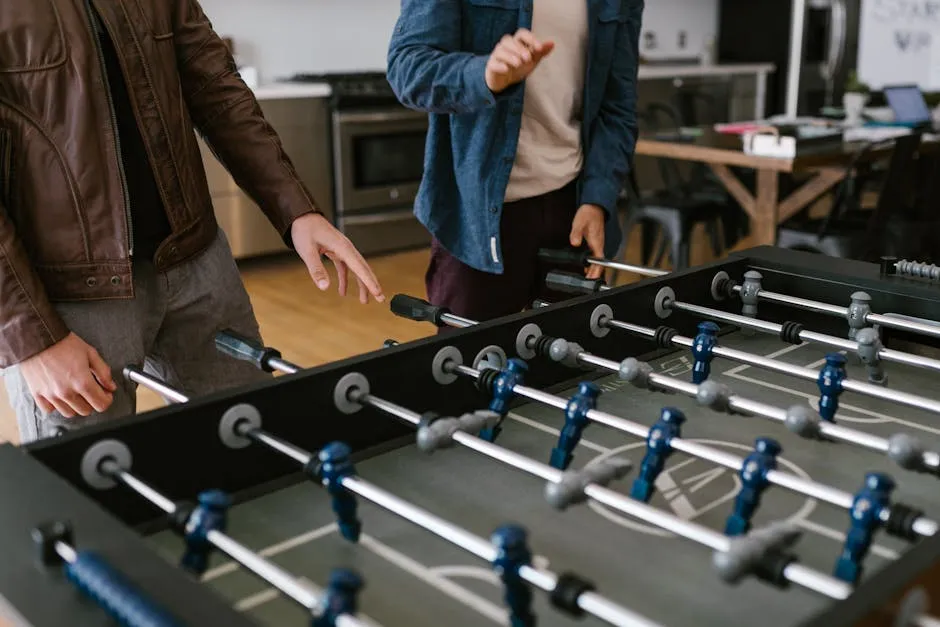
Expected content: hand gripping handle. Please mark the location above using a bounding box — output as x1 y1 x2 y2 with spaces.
66 551 184 627
215 329 281 372
390 294 449 326
545 271 606 295
538 247 590 267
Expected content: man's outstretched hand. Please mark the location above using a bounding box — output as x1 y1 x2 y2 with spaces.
291 212 385 304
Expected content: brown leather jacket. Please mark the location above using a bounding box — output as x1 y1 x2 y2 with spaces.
0 0 319 366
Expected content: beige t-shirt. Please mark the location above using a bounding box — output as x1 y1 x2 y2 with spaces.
504 0 589 203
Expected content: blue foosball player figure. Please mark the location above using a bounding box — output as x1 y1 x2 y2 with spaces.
549 382 600 470
817 353 847 422
724 437 781 536
316 442 362 542
691 321 720 384
833 472 895 584
313 569 364 627
630 407 686 502
480 358 528 442
181 489 230 575
491 525 535 627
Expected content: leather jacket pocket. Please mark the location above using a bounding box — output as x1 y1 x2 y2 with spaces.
0 0 67 72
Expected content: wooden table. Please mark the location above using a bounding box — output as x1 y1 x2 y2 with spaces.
633 129 901 248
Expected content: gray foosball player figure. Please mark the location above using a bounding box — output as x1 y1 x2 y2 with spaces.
739 271 762 337
846 292 872 341
855 327 887 385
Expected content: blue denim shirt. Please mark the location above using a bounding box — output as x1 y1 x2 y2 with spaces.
387 0 642 274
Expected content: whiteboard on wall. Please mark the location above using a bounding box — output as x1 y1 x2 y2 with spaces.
857 0 940 90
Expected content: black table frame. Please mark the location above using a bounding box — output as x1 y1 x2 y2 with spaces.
2 246 939 627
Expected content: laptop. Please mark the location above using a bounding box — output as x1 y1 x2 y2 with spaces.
882 84 934 129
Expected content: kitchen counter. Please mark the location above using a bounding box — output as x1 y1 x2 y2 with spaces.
637 62 774 80
251 82 332 100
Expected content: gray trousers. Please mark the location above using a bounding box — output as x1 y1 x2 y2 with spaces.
4 229 271 443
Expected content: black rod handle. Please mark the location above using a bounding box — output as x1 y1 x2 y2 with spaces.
545 271 607 295
538 247 590 267
390 294 448 326
215 329 281 372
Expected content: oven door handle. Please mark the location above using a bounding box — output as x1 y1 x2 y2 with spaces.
339 208 417 226
333 110 429 124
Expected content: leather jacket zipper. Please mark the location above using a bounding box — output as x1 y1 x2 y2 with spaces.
0 128 12 209
83 0 133 256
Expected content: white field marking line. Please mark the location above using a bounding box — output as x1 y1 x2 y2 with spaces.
797 519 899 560
723 352 940 436
431 565 501 585
509 411 900 560
359 534 508 625
203 522 338 582
234 577 385 626
721 342 808 376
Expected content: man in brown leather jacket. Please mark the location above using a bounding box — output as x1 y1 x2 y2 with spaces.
0 0 385 442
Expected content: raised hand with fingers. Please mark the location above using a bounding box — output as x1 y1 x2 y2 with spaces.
290 212 386 304
485 29 555 94
19 332 117 418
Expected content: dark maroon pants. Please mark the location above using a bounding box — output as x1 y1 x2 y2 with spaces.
426 182 579 327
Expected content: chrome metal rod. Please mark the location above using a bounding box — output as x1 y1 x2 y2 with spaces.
574 352 940 472
123 367 189 404
608 314 940 417
54 541 78 564
668 299 940 374
340 473 658 626
359 380 852 600
268 357 300 374
469 371 936 537
590 257 669 277
99 460 331 616
440 312 476 328
732 283 940 340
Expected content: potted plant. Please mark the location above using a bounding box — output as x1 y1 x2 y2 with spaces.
843 71 870 126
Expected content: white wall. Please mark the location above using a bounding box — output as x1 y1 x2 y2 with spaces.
198 0 718 83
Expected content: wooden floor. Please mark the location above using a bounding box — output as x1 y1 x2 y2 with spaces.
0 228 723 445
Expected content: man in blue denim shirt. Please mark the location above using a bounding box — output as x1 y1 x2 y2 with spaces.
388 0 642 321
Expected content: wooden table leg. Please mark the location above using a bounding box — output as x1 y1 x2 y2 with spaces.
751 168 780 247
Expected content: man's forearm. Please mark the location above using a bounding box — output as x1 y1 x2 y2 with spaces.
387 0 517 115
580 3 642 220
172 0 317 240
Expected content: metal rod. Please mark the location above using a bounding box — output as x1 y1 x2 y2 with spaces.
574 352 940 471
668 298 940 374
440 312 476 328
123 367 189 404
356 383 852 600
454 365 937 537
268 357 300 374
235 404 654 627
731 283 940 340
54 540 78 564
606 313 940 417
589 257 669 277
98 460 327 615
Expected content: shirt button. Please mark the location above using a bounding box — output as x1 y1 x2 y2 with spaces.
110 276 121 285
490 206 498 214
85 277 97 287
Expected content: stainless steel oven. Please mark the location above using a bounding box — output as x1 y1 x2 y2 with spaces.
287 71 432 256
332 107 430 255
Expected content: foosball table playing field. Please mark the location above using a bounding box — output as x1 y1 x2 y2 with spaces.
4 246 940 627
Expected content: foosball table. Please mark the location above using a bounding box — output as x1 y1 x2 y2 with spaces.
3 246 940 627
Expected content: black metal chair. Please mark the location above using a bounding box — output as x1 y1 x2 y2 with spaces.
776 133 923 261
614 103 742 275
